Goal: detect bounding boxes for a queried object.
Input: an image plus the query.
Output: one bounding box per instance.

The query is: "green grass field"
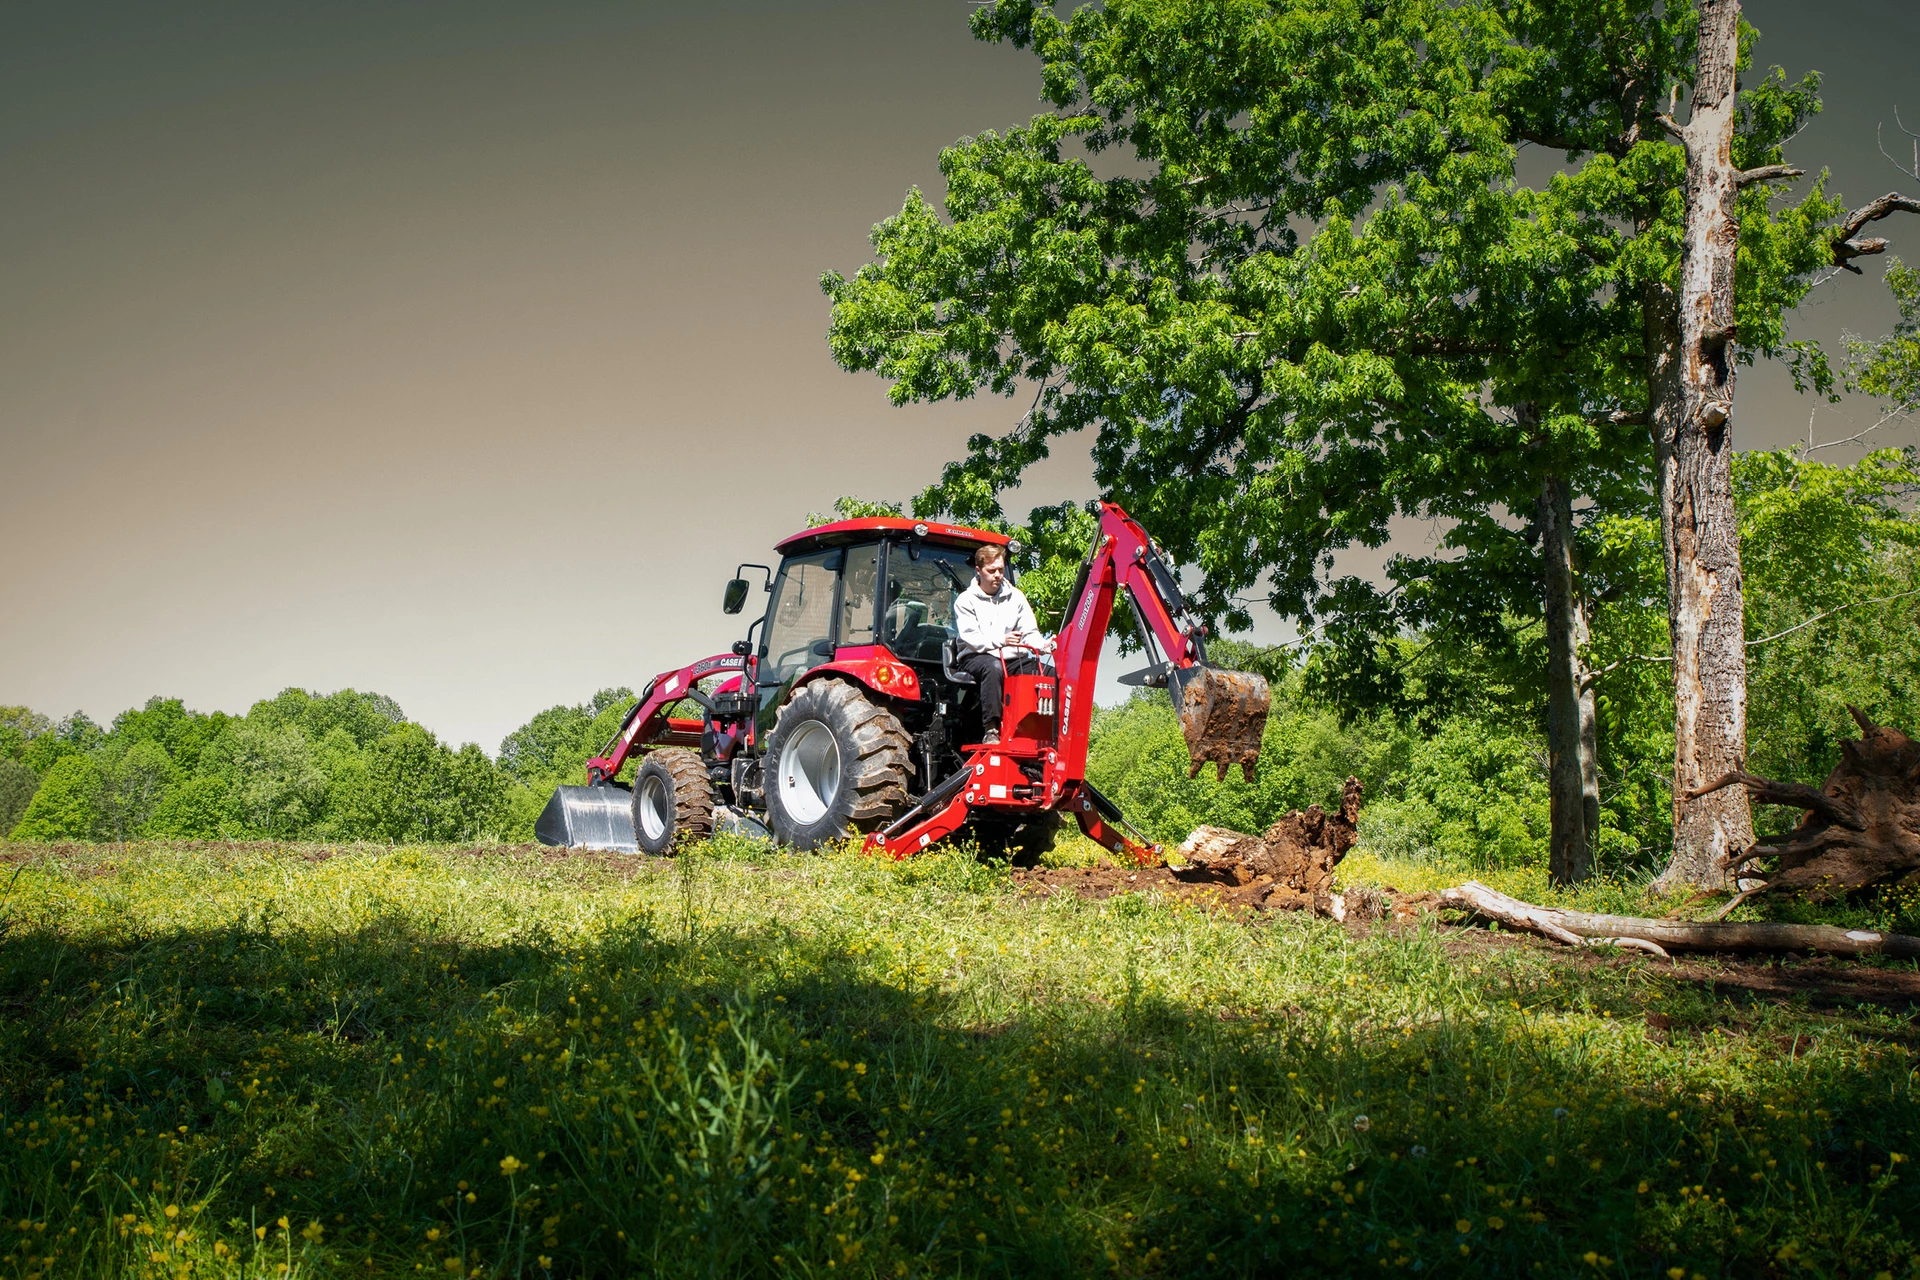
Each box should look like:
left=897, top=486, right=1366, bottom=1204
left=1, top=838, right=1915, bottom=1279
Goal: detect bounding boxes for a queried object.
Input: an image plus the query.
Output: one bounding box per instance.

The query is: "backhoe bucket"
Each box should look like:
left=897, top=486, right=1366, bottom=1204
left=535, top=783, right=637, bottom=853
left=1169, top=665, right=1271, bottom=781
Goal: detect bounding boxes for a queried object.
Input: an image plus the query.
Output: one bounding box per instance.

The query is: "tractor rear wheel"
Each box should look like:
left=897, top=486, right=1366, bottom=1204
left=764, top=679, right=912, bottom=850
left=632, top=749, right=716, bottom=855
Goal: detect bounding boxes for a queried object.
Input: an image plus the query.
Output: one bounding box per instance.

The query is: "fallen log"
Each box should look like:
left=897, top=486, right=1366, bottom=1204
left=1439, top=880, right=1920, bottom=959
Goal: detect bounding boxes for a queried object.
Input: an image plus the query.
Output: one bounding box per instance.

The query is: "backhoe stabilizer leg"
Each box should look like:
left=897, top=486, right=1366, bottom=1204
left=863, top=791, right=972, bottom=859
left=863, top=761, right=977, bottom=859
left=1065, top=782, right=1161, bottom=867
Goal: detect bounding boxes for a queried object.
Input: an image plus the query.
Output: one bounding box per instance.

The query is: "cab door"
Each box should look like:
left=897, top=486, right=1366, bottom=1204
left=755, top=548, right=842, bottom=734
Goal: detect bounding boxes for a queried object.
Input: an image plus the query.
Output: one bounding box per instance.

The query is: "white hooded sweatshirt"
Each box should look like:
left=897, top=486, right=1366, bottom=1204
left=954, top=579, right=1053, bottom=659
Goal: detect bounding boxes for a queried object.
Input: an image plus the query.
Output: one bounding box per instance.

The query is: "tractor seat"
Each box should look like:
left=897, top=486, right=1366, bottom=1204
left=941, top=636, right=978, bottom=686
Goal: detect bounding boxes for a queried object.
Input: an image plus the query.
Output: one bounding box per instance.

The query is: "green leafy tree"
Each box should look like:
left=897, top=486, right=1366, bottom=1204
left=9, top=754, right=103, bottom=840
left=806, top=496, right=905, bottom=527
left=1088, top=668, right=1409, bottom=844
left=498, top=689, right=634, bottom=786
left=205, top=720, right=328, bottom=839
left=144, top=775, right=232, bottom=840
left=359, top=725, right=506, bottom=844
left=1835, top=258, right=1920, bottom=446
left=0, top=759, right=40, bottom=836
left=0, top=706, right=51, bottom=764
left=23, top=711, right=102, bottom=776
left=94, top=739, right=174, bottom=841
left=294, top=688, right=408, bottom=749
left=110, top=697, right=230, bottom=775
left=823, top=0, right=1865, bottom=885
left=1736, top=447, right=1920, bottom=798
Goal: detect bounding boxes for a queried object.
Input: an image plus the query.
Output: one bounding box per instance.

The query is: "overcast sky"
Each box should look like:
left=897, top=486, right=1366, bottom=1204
left=4, top=1, right=1917, bottom=753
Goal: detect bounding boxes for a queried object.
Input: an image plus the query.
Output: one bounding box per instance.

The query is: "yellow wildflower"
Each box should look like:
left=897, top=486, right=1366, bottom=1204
left=499, top=1155, right=525, bottom=1177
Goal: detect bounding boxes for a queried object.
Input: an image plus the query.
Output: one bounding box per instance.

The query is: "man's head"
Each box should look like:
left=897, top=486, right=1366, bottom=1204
left=972, top=543, right=1007, bottom=594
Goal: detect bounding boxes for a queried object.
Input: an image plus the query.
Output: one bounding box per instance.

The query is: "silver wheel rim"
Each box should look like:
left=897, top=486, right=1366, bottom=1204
left=638, top=773, right=671, bottom=842
left=780, top=720, right=840, bottom=825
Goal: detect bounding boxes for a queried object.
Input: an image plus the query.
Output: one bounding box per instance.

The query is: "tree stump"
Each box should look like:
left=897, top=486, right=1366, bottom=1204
left=1691, top=706, right=1920, bottom=902
left=1173, top=777, right=1363, bottom=913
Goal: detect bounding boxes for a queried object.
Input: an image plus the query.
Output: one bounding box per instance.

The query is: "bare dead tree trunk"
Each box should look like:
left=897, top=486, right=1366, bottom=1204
left=1651, top=0, right=1754, bottom=893
left=1539, top=469, right=1596, bottom=885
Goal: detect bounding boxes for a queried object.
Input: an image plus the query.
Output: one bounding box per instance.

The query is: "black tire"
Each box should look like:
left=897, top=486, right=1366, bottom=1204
left=631, top=748, right=716, bottom=855
left=764, top=679, right=912, bottom=850
left=969, top=809, right=1063, bottom=867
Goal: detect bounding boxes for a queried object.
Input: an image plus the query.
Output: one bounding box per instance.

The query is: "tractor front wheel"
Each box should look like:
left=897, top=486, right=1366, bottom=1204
left=632, top=748, right=716, bottom=855
left=765, top=680, right=912, bottom=850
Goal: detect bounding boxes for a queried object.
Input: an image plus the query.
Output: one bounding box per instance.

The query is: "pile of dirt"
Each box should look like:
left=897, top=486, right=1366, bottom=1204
left=1013, top=777, right=1401, bottom=918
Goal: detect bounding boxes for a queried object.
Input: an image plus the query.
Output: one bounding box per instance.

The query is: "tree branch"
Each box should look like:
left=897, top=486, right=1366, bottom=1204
left=1832, top=192, right=1920, bottom=269
left=1686, top=771, right=1863, bottom=829
left=1745, top=586, right=1920, bottom=648
left=1439, top=880, right=1920, bottom=957
left=1582, top=652, right=1672, bottom=689
left=1654, top=112, right=1684, bottom=140
left=1735, top=164, right=1804, bottom=187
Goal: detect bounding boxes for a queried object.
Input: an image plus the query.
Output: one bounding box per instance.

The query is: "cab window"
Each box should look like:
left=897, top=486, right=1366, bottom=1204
left=881, top=542, right=975, bottom=662
left=839, top=542, right=881, bottom=648
left=761, top=549, right=841, bottom=684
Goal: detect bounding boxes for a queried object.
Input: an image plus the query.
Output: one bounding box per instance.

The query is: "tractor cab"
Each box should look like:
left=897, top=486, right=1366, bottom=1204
left=726, top=517, right=1011, bottom=733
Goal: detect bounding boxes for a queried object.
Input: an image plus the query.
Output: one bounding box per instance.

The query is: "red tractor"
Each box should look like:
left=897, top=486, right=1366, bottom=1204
left=535, top=503, right=1270, bottom=863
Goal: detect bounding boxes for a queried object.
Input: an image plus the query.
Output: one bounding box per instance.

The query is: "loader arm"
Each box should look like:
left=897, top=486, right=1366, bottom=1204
left=586, top=653, right=747, bottom=781
left=1052, top=503, right=1269, bottom=783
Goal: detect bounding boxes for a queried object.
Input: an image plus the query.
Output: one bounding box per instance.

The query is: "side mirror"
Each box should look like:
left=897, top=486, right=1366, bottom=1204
left=809, top=639, right=836, bottom=659
left=722, top=579, right=750, bottom=614
left=730, top=640, right=752, bottom=657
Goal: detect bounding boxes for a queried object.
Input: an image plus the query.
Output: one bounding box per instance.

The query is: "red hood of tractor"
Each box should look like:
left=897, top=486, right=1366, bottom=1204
left=774, top=517, right=1009, bottom=555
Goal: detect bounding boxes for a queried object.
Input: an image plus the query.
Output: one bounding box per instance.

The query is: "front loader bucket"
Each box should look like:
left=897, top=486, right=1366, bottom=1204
left=1169, top=665, right=1271, bottom=781
left=535, top=783, right=637, bottom=853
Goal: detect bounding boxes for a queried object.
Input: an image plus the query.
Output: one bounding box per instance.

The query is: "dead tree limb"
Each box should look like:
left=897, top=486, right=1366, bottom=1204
left=1438, top=880, right=1920, bottom=958
left=1832, top=192, right=1920, bottom=271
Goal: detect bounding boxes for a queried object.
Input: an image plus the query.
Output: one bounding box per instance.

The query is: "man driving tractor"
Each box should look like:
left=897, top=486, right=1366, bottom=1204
left=952, top=542, right=1052, bottom=744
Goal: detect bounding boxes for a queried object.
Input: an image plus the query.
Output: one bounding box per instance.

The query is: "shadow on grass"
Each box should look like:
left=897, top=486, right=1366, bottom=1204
left=0, top=878, right=1916, bottom=1279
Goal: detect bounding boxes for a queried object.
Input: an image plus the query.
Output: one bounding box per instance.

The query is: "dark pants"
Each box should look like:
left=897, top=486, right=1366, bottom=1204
left=957, top=651, right=1039, bottom=730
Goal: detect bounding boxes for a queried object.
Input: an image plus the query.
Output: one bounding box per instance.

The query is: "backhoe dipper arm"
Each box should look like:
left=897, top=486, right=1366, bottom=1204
left=1051, top=503, right=1267, bottom=782
left=586, top=653, right=746, bottom=781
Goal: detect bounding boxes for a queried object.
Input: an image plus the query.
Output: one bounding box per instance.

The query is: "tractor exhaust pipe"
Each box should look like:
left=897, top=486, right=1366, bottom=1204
left=1169, top=665, right=1270, bottom=781
left=535, top=782, right=638, bottom=853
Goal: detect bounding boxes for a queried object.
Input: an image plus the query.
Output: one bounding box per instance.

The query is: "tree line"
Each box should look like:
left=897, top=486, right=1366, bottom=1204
left=821, top=0, right=1920, bottom=888
left=0, top=687, right=635, bottom=845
